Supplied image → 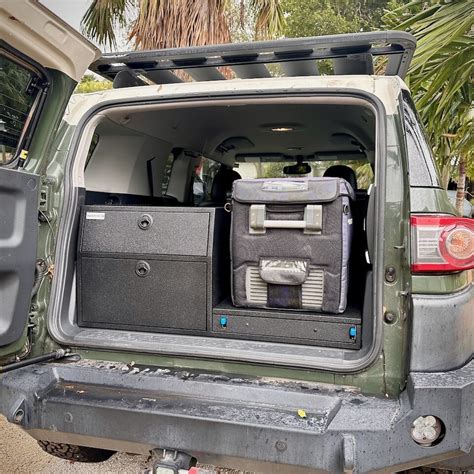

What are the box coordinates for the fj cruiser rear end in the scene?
[0,2,472,472]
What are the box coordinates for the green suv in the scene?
[0,2,472,472]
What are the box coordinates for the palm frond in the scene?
[249,0,285,39]
[383,0,474,187]
[81,0,131,48]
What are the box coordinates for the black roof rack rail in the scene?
[90,31,416,89]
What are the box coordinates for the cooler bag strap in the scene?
[249,204,322,235]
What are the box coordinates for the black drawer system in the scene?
[77,205,361,348]
[77,206,229,334]
[212,300,361,349]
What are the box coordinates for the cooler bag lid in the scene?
[232,177,355,204]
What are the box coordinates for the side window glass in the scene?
[192,156,220,205]
[0,53,42,165]
[401,91,441,187]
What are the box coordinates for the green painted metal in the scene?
[412,272,471,294]
[4,94,413,398]
[377,141,411,396]
[0,69,76,362]
[0,327,28,361]
[76,348,391,396]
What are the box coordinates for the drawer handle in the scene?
[135,261,150,277]
[138,214,153,230]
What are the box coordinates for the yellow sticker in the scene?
[19,149,28,160]
[297,409,307,418]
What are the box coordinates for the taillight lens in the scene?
[411,215,474,272]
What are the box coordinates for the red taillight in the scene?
[411,215,474,273]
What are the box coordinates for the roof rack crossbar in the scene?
[90,31,416,88]
[281,59,319,77]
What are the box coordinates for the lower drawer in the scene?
[78,256,207,332]
[212,307,361,349]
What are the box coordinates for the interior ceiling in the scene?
[107,103,375,162]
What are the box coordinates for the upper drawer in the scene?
[79,206,211,257]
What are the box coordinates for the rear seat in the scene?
[85,191,179,206]
[199,167,241,207]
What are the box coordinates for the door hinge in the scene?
[398,290,411,320]
[38,175,57,223]
[26,75,49,96]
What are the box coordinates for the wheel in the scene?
[37,440,115,463]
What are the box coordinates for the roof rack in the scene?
[90,31,416,89]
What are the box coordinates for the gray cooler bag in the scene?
[231,177,355,314]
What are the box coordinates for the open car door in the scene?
[0,0,100,357]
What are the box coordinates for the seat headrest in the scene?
[323,165,357,191]
[211,167,242,203]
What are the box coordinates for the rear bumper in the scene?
[0,359,472,473]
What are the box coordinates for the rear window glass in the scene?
[401,91,441,187]
[0,53,41,165]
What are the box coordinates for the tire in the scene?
[37,440,115,463]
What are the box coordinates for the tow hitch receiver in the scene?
[147,449,198,474]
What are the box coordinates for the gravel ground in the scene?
[0,416,245,473]
[0,415,152,473]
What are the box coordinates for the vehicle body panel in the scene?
[0,0,97,358]
[0,0,100,82]
[33,79,407,397]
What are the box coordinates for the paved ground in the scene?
[0,415,152,473]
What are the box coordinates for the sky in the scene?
[41,0,88,33]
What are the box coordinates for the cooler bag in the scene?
[230,177,355,314]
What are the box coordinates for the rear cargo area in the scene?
[55,97,378,365]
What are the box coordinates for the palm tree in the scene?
[384,0,473,213]
[82,0,284,51]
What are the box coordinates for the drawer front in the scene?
[212,313,359,346]
[79,257,207,331]
[80,208,210,256]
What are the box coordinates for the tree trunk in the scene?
[440,162,451,190]
[455,155,466,216]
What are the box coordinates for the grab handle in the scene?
[249,204,322,235]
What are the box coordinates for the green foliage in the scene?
[260,161,288,178]
[82,0,132,49]
[252,159,374,189]
[74,75,112,94]
[383,0,473,186]
[281,0,405,38]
